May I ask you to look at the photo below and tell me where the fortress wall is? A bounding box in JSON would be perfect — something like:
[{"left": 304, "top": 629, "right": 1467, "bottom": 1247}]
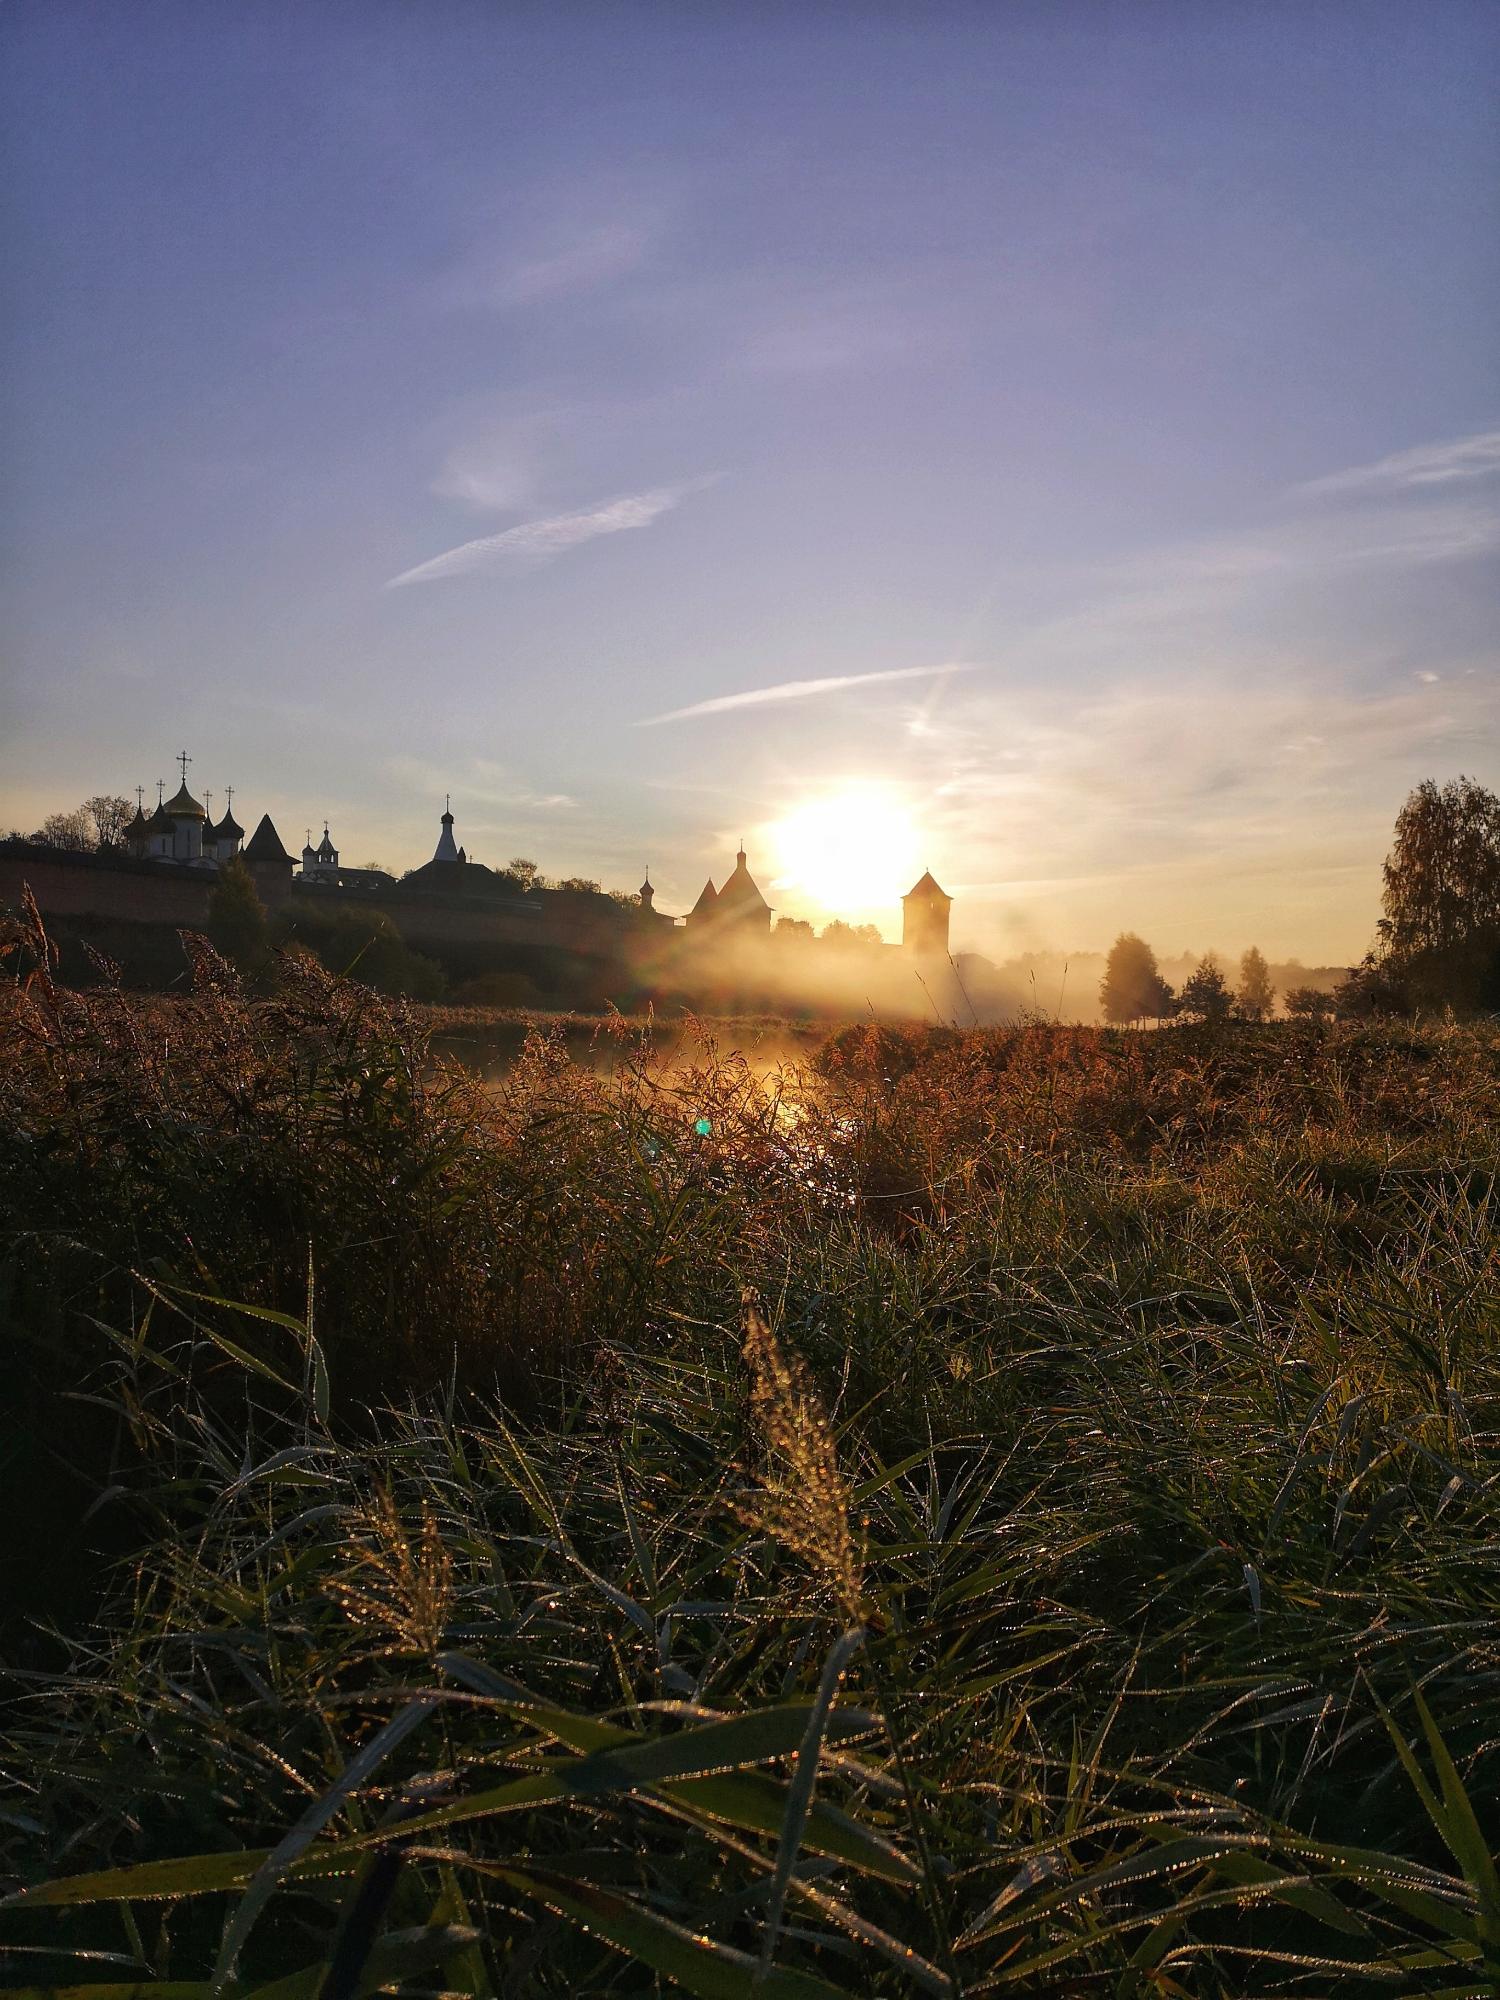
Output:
[
  {"left": 305, "top": 887, "right": 640, "bottom": 963},
  {"left": 0, "top": 851, "right": 215, "bottom": 926},
  {"left": 0, "top": 848, "right": 295, "bottom": 927},
  {"left": 244, "top": 862, "right": 295, "bottom": 911}
]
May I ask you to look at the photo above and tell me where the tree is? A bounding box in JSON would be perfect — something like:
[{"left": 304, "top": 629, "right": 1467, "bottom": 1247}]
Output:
[
  {"left": 1334, "top": 954, "right": 1408, "bottom": 1019},
  {"left": 1179, "top": 954, "right": 1233, "bottom": 1023},
  {"left": 1284, "top": 984, "right": 1335, "bottom": 1020},
  {"left": 507, "top": 857, "right": 540, "bottom": 890},
  {"left": 1100, "top": 933, "right": 1173, "bottom": 1022},
  {"left": 207, "top": 857, "right": 268, "bottom": 968},
  {"left": 1373, "top": 777, "right": 1500, "bottom": 1013},
  {"left": 774, "top": 917, "right": 814, "bottom": 940},
  {"left": 84, "top": 795, "right": 134, "bottom": 848},
  {"left": 30, "top": 808, "right": 95, "bottom": 851},
  {"left": 555, "top": 876, "right": 601, "bottom": 895},
  {"left": 1235, "top": 946, "right": 1276, "bottom": 1022},
  {"left": 1381, "top": 777, "right": 1500, "bottom": 957}
]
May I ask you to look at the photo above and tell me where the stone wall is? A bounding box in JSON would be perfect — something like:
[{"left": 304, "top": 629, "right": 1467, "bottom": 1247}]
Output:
[
  {"left": 0, "top": 845, "right": 296, "bottom": 929},
  {"left": 289, "top": 881, "right": 651, "bottom": 965},
  {"left": 1, "top": 847, "right": 668, "bottom": 997},
  {"left": 0, "top": 848, "right": 214, "bottom": 925}
]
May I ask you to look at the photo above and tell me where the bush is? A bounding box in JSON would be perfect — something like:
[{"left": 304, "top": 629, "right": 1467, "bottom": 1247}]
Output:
[{"left": 274, "top": 900, "right": 446, "bottom": 999}]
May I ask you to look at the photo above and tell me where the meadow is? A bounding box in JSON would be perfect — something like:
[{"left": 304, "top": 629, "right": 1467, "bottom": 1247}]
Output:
[{"left": 2, "top": 901, "right": 1498, "bottom": 1997}]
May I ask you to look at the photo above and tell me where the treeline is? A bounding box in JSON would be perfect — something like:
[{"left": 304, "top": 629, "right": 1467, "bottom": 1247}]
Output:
[
  {"left": 1099, "top": 936, "right": 1288, "bottom": 1023},
  {"left": 1102, "top": 775, "right": 1500, "bottom": 1024},
  {"left": 2, "top": 793, "right": 136, "bottom": 850}
]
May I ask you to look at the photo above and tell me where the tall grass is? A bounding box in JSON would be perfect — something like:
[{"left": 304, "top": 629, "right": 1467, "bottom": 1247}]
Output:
[{"left": 2, "top": 901, "right": 1498, "bottom": 1994}]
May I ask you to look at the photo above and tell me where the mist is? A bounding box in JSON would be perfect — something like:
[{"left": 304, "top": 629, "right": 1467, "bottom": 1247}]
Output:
[{"left": 626, "top": 929, "right": 1351, "bottom": 1026}]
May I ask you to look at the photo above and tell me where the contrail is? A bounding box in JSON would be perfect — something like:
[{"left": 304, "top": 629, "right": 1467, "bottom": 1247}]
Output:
[
  {"left": 386, "top": 480, "right": 708, "bottom": 588},
  {"left": 639, "top": 662, "right": 972, "bottom": 725}
]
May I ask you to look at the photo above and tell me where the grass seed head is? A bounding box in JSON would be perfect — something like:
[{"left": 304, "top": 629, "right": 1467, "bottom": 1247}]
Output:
[
  {"left": 739, "top": 1291, "right": 865, "bottom": 1621},
  {"left": 328, "top": 1486, "right": 454, "bottom": 1660}
]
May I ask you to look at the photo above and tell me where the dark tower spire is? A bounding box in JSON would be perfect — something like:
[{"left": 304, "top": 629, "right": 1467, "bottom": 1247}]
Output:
[{"left": 433, "top": 796, "right": 460, "bottom": 863}]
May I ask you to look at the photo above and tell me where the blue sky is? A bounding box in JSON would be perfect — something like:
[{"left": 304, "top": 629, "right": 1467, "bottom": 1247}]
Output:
[{"left": 2, "top": 1, "right": 1497, "bottom": 959}]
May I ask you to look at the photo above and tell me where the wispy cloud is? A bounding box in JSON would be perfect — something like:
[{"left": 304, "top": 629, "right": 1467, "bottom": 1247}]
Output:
[
  {"left": 638, "top": 663, "right": 972, "bottom": 726},
  {"left": 893, "top": 661, "right": 1498, "bottom": 960},
  {"left": 437, "top": 192, "right": 666, "bottom": 314},
  {"left": 1031, "top": 497, "right": 1500, "bottom": 665},
  {"left": 500, "top": 222, "right": 653, "bottom": 306},
  {"left": 1294, "top": 428, "right": 1500, "bottom": 500},
  {"left": 386, "top": 480, "right": 710, "bottom": 588}
]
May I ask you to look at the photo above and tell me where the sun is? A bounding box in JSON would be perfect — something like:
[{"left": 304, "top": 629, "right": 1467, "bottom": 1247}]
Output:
[{"left": 770, "top": 786, "right": 920, "bottom": 916}]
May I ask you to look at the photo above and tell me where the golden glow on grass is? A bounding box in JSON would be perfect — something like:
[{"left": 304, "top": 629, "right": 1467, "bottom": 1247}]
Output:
[{"left": 771, "top": 786, "right": 919, "bottom": 914}]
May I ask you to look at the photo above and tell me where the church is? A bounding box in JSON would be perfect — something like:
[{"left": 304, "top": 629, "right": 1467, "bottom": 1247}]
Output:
[
  {"left": 115, "top": 756, "right": 294, "bottom": 890},
  {"left": 3, "top": 758, "right": 958, "bottom": 1002},
  {"left": 686, "top": 844, "right": 773, "bottom": 936}
]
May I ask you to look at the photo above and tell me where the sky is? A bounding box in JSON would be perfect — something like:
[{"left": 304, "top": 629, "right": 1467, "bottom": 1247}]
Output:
[{"left": 2, "top": 0, "right": 1497, "bottom": 962}]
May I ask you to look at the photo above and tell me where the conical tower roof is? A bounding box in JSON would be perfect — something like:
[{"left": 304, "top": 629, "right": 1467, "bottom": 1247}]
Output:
[
  {"left": 716, "top": 845, "right": 769, "bottom": 916},
  {"left": 690, "top": 877, "right": 719, "bottom": 917},
  {"left": 903, "top": 869, "right": 951, "bottom": 903},
  {"left": 244, "top": 814, "right": 291, "bottom": 862}
]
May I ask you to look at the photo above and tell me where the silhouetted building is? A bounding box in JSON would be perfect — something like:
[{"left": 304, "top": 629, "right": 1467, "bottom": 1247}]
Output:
[
  {"left": 203, "top": 794, "right": 244, "bottom": 865},
  {"left": 242, "top": 814, "right": 295, "bottom": 901},
  {"left": 123, "top": 758, "right": 246, "bottom": 872},
  {"left": 686, "top": 846, "right": 772, "bottom": 934},
  {"left": 5, "top": 768, "right": 963, "bottom": 1013},
  {"left": 433, "top": 799, "right": 460, "bottom": 864},
  {"left": 902, "top": 870, "right": 952, "bottom": 955},
  {"left": 300, "top": 823, "right": 341, "bottom": 881}
]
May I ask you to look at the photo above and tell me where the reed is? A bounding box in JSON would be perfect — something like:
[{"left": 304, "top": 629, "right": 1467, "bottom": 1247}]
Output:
[{"left": 2, "top": 903, "right": 1497, "bottom": 1994}]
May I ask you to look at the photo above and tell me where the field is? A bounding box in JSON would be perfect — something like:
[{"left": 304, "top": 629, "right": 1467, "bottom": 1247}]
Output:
[{"left": 3, "top": 910, "right": 1498, "bottom": 1996}]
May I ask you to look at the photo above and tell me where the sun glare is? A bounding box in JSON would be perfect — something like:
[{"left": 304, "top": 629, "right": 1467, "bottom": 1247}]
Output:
[{"left": 771, "top": 787, "right": 920, "bottom": 917}]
